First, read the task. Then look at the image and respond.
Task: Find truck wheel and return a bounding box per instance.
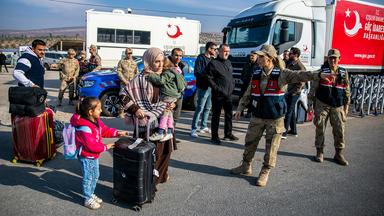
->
[100,91,120,117]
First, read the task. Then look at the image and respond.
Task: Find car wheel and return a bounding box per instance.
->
[100,91,120,117]
[44,63,50,70]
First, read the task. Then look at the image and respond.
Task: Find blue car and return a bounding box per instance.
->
[78,57,197,116]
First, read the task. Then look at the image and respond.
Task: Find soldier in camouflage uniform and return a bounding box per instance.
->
[117,48,138,117]
[88,44,101,72]
[58,49,79,106]
[231,45,329,187]
[78,50,89,78]
[311,49,350,166]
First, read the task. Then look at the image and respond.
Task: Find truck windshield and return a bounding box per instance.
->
[227,20,271,48]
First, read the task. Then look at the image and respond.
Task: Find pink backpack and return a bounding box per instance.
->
[63,125,87,159]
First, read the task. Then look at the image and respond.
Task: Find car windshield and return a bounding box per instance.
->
[227,20,271,48]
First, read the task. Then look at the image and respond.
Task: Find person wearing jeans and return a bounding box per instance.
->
[282,47,306,139]
[191,42,217,137]
[79,157,100,205]
[283,93,300,137]
[191,87,212,136]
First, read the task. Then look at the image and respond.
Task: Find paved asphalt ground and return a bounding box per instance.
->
[0,70,383,216]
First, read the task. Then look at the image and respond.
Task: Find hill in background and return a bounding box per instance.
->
[0,26,222,49]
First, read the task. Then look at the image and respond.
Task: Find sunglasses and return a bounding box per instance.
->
[127,52,133,54]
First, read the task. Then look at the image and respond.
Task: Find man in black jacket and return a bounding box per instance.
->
[205,44,238,144]
[0,52,9,73]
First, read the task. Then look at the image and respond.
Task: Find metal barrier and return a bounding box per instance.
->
[350,75,384,117]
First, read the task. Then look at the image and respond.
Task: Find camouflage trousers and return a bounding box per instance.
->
[58,80,75,101]
[313,99,346,149]
[242,116,285,168]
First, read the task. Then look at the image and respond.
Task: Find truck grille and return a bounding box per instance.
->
[229,56,248,95]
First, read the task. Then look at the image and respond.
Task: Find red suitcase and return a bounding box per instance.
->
[11,108,56,166]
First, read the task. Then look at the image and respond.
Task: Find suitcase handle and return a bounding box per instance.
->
[134,116,151,141]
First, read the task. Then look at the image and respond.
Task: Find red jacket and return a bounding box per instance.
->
[70,114,118,159]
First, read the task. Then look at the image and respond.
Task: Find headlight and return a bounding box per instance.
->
[83,80,95,88]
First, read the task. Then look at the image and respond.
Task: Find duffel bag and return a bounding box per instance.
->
[9,86,47,116]
[8,86,47,106]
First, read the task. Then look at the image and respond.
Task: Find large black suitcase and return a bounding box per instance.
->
[113,123,156,211]
[8,86,47,116]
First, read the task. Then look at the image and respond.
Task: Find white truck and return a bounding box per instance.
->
[222,0,384,95]
[86,9,201,68]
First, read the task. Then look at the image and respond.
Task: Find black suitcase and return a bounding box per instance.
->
[113,121,156,211]
[8,86,47,116]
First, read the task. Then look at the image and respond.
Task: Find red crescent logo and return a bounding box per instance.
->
[167,24,183,39]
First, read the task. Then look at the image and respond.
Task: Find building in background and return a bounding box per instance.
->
[86,9,201,67]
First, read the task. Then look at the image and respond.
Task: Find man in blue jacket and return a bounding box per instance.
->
[13,39,46,88]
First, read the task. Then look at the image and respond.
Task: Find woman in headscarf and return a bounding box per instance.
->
[120,47,175,184]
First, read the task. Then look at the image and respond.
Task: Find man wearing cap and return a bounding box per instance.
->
[117,47,138,117]
[240,51,258,118]
[57,48,79,106]
[230,44,330,187]
[312,48,350,166]
[88,44,102,71]
[78,50,89,78]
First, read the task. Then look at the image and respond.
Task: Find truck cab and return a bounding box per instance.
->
[223,0,328,94]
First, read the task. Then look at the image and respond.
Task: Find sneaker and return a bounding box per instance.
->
[281,133,287,140]
[149,132,164,141]
[190,129,199,138]
[199,127,211,134]
[91,194,103,204]
[160,133,173,142]
[287,131,298,137]
[84,198,101,210]
[211,138,221,145]
[223,134,239,141]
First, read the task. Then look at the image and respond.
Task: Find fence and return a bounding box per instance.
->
[350,75,384,117]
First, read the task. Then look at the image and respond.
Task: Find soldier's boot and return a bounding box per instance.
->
[58,91,64,106]
[314,148,324,163]
[256,166,271,187]
[230,160,252,176]
[334,148,349,166]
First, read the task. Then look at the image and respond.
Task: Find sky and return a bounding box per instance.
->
[0,0,255,32]
[1,0,382,33]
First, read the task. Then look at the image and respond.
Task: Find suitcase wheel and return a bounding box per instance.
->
[35,159,44,167]
[132,205,142,212]
[111,198,118,204]
[11,157,18,164]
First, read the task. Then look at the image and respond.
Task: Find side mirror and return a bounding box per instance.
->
[280,21,289,43]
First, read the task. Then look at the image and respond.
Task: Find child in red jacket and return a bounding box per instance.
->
[70,97,128,210]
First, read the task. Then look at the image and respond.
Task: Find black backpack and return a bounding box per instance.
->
[9,86,47,116]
